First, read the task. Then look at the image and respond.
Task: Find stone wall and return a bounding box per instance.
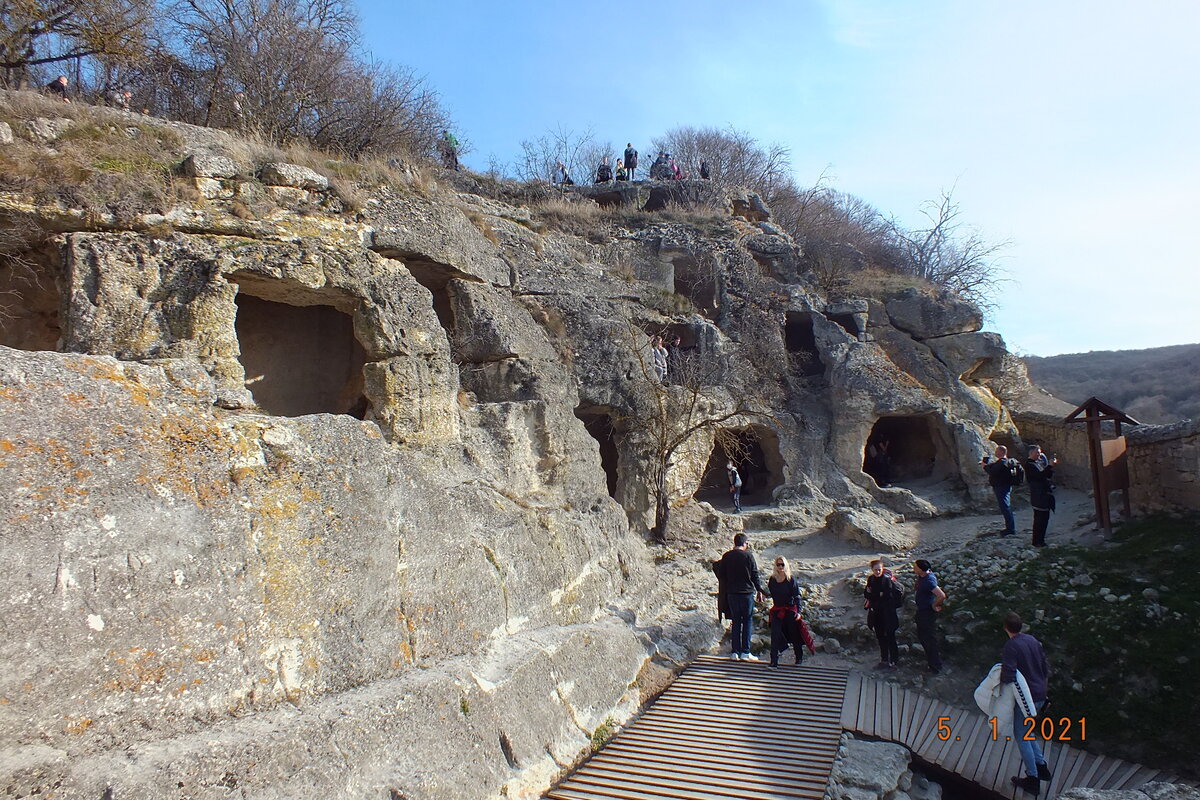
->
[1128,419,1200,512]
[1012,411,1095,491]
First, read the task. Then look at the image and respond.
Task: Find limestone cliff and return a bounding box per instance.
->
[0,96,1045,799]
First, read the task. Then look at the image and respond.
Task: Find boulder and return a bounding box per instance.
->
[24,116,72,143]
[0,120,13,145]
[885,288,982,340]
[259,161,330,191]
[180,153,239,179]
[925,331,1008,379]
[830,738,911,797]
[826,507,916,552]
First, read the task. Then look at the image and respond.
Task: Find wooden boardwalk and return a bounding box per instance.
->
[546,659,1179,800]
[841,672,1179,800]
[546,655,847,800]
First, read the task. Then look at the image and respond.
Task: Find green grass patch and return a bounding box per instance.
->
[942,514,1200,773]
[590,716,618,751]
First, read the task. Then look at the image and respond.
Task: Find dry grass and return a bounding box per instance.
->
[839,267,936,301]
[463,210,499,245]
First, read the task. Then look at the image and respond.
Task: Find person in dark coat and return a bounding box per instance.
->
[864,558,903,669]
[913,559,946,673]
[767,557,812,666]
[45,75,70,102]
[1025,445,1058,547]
[981,445,1022,536]
[713,533,764,660]
[624,143,638,180]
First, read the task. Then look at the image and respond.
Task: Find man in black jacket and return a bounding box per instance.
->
[981,445,1022,536]
[624,143,638,180]
[864,559,903,669]
[1025,446,1058,547]
[713,533,765,660]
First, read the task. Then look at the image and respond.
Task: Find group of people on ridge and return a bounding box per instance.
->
[981,444,1059,546]
[550,142,711,185]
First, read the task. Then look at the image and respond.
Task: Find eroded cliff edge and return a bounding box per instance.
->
[0,99,1052,799]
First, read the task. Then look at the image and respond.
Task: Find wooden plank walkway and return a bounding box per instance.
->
[545,655,847,800]
[841,672,1179,800]
[547,661,1180,800]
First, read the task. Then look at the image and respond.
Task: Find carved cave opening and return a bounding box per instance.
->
[575,405,620,500]
[784,312,824,377]
[234,291,369,419]
[403,259,457,338]
[670,253,718,318]
[695,426,785,509]
[864,415,957,487]
[0,248,61,352]
[826,311,860,338]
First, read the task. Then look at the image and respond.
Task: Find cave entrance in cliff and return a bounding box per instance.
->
[0,242,61,352]
[695,426,784,509]
[575,405,621,500]
[826,311,860,339]
[864,415,957,487]
[232,284,370,419]
[670,253,718,318]
[784,312,824,377]
[403,259,457,339]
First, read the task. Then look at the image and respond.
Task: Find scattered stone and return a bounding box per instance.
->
[259,161,330,190]
[823,638,842,654]
[24,116,72,143]
[1104,595,1118,603]
[0,121,12,145]
[180,153,239,179]
[1098,587,1111,596]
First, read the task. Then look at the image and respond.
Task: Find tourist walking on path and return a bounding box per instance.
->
[767,557,813,666]
[1025,446,1057,547]
[982,445,1023,536]
[864,559,903,670]
[1002,612,1052,795]
[713,533,765,661]
[726,460,743,513]
[913,559,946,674]
[624,143,638,180]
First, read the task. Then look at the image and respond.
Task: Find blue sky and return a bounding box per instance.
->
[355,0,1199,357]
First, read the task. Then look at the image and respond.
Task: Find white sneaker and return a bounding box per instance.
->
[741,653,759,662]
[730,652,741,660]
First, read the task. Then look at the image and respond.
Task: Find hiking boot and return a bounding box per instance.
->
[1011,776,1040,795]
[1037,763,1053,781]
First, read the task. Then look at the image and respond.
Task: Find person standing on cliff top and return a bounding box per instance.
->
[713,533,765,660]
[1025,445,1057,547]
[981,445,1023,536]
[624,143,638,180]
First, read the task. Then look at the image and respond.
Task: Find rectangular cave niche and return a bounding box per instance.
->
[234,293,369,419]
[784,312,824,377]
[0,253,61,352]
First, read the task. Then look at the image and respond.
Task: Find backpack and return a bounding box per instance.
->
[1008,460,1025,487]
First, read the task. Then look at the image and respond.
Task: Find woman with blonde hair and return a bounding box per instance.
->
[767,556,813,667]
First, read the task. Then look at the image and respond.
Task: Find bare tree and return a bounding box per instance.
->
[0,0,153,88]
[889,188,1009,306]
[652,125,791,193]
[515,125,612,185]
[618,321,773,541]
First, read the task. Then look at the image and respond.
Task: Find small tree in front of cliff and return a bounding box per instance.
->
[619,321,773,542]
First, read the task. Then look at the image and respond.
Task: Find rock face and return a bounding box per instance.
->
[0,102,1051,798]
[825,734,940,800]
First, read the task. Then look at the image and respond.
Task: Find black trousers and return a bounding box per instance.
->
[1032,509,1051,546]
[876,625,899,664]
[915,607,942,670]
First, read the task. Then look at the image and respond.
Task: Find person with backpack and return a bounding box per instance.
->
[864,559,904,670]
[726,460,744,513]
[594,158,613,184]
[1026,445,1058,547]
[624,143,638,180]
[981,445,1023,536]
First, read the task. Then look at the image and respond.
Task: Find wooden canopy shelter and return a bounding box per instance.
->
[1064,397,1140,535]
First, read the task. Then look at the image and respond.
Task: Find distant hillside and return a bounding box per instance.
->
[1024,343,1200,424]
